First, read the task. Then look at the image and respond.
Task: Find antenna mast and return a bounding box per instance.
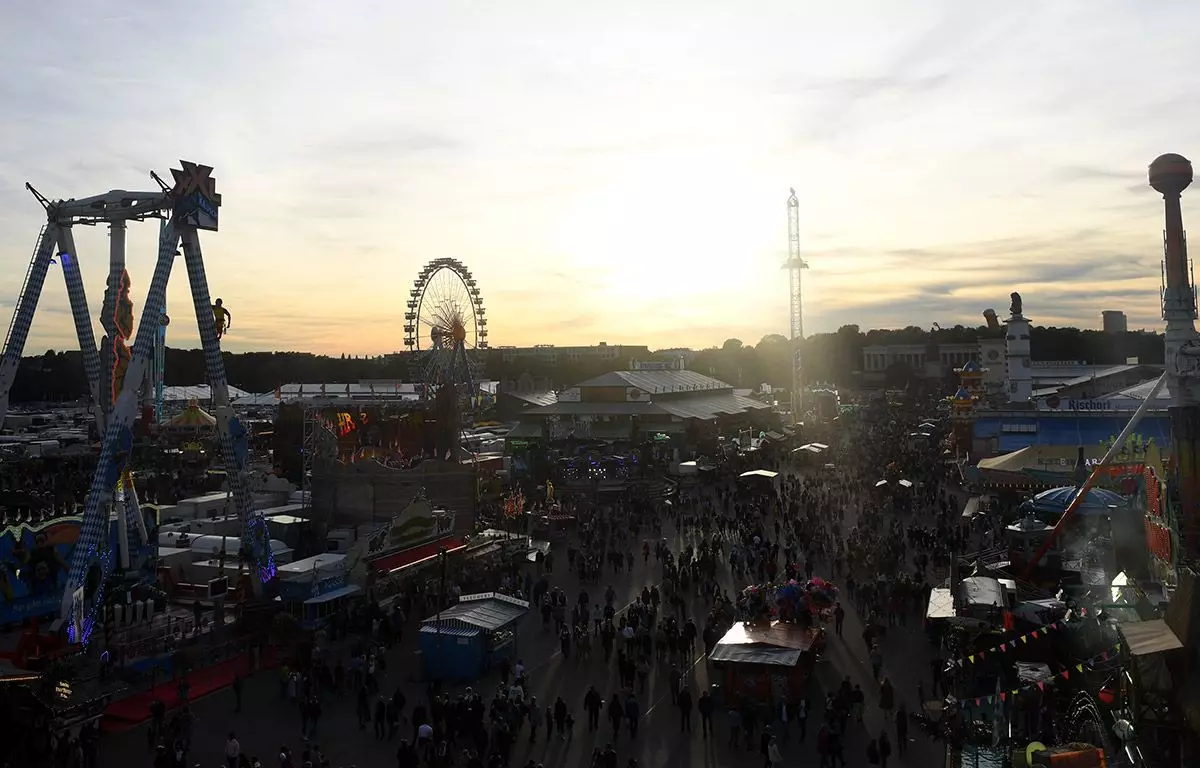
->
[784,188,808,422]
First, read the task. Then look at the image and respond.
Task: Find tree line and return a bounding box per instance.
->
[8,324,1165,403]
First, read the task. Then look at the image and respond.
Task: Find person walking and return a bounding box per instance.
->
[231,673,243,714]
[895,705,909,758]
[224,732,240,768]
[585,686,603,731]
[698,689,714,737]
[677,687,693,732]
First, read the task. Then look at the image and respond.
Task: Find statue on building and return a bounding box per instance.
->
[1009,292,1023,318]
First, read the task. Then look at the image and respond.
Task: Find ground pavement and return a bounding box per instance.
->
[100,498,948,767]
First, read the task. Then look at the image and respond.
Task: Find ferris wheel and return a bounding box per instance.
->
[404,258,488,388]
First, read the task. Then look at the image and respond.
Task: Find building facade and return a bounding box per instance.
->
[1102,310,1128,334]
[506,369,774,445]
[861,343,978,382]
[492,342,652,365]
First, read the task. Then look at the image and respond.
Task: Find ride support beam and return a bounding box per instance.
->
[0,223,60,428]
[180,227,274,585]
[56,226,104,418]
[62,221,180,637]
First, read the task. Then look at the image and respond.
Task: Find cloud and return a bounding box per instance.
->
[0,2,1195,356]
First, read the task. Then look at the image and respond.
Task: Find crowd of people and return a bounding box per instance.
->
[94,393,965,768]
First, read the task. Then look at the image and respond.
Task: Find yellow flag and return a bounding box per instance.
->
[1075,664,1083,673]
[969,655,975,664]
[1020,635,1028,644]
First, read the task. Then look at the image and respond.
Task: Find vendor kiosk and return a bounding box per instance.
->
[419,592,530,682]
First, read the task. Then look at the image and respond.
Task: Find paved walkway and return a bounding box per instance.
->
[100,486,949,767]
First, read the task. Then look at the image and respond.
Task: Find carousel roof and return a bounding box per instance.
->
[167,400,216,429]
[1021,485,1125,517]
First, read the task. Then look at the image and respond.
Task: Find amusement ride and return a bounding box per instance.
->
[0,161,273,645]
[404,257,488,394]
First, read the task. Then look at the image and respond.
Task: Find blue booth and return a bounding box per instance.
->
[419,592,530,682]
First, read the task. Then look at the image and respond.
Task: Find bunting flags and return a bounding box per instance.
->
[955,643,1123,710]
[950,620,1066,669]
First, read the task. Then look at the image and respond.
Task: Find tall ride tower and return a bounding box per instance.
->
[784,188,808,422]
[1151,152,1200,560]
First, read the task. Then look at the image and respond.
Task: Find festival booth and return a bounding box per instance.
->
[419,592,530,682]
[709,621,820,706]
[277,553,358,629]
[711,578,835,706]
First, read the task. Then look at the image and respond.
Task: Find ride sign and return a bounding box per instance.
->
[169,161,221,231]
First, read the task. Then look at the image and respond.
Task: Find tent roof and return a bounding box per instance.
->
[1023,486,1125,516]
[421,592,530,632]
[1120,618,1184,656]
[162,384,249,402]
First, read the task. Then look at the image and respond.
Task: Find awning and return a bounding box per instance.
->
[926,587,955,620]
[709,644,801,667]
[465,542,503,559]
[739,469,779,479]
[371,537,466,574]
[423,592,530,632]
[505,422,543,439]
[304,585,362,604]
[1120,618,1184,656]
[961,496,981,520]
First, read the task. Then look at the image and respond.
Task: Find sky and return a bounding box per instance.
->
[1,1,1199,357]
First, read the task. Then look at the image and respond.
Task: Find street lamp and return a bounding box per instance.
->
[432,546,448,686]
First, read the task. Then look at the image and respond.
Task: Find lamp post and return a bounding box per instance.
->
[432,545,448,685]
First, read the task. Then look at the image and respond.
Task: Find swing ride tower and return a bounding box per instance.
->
[784,188,808,423]
[0,162,275,644]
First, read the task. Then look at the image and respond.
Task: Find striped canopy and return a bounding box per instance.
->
[167,399,216,430]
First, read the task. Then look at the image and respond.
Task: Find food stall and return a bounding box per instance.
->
[708,621,821,707]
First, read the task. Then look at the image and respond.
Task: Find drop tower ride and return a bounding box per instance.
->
[1151,153,1200,561]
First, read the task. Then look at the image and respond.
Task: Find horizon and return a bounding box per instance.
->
[2,2,1199,357]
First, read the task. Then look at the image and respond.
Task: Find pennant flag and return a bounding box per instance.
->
[1000,644,1008,653]
[980,651,986,661]
[1021,635,1028,644]
[1115,643,1122,652]
[1000,692,1006,702]
[975,698,981,707]
[1011,689,1018,697]
[1032,631,1039,639]
[1037,681,1045,691]
[969,655,975,664]
[1076,664,1083,673]
[1063,670,1070,680]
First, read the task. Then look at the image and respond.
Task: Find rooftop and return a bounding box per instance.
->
[575,370,731,394]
